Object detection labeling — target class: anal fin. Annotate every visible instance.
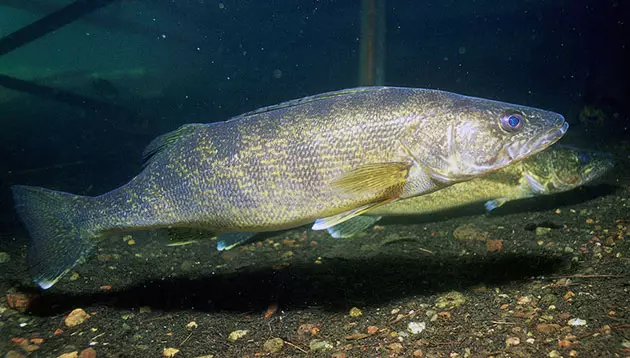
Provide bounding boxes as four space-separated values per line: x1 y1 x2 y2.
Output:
313 201 393 231
327 215 383 238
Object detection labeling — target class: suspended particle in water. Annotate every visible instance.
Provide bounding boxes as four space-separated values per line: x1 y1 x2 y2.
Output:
218 3 225 9
458 46 466 55
273 69 283 79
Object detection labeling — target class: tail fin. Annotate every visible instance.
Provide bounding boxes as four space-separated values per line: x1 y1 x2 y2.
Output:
12 185 98 289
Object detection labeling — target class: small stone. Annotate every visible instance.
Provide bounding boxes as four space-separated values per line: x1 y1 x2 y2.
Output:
227 330 249 342
54 328 64 335
65 309 89 327
517 295 532 305
388 342 404 353
539 294 558 307
567 318 586 326
349 307 363 317
297 323 318 337
453 223 488 241
30 338 44 345
548 350 561 357
536 227 552 236
435 291 466 309
413 349 424 357
0 252 10 263
309 339 333 351
79 348 96 358
331 353 346 358
407 321 426 335
70 272 80 281
506 336 520 346
186 321 198 330
5 351 25 358
486 240 503 252
263 338 284 353
367 325 379 334
569 350 578 357
139 306 151 313
536 323 561 334
57 353 78 358
6 293 32 312
162 347 179 357
127 239 135 245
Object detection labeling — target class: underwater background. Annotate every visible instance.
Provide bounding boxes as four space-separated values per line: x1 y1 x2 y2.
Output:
0 1 628 357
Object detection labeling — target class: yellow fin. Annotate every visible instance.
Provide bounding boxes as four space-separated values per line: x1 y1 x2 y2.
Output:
332 162 410 195
312 200 394 231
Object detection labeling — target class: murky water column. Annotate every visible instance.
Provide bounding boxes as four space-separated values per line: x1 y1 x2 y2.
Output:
359 0 386 86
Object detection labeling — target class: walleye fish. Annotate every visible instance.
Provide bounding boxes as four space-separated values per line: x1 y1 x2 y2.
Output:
12 86 567 288
327 145 614 238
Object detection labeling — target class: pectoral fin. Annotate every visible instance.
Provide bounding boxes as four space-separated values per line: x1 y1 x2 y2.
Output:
331 162 410 195
524 173 547 194
313 201 393 231
327 215 383 238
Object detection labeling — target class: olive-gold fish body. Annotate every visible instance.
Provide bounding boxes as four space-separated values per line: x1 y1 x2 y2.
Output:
12 86 568 288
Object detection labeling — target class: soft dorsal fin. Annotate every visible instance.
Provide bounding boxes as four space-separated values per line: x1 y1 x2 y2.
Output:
142 124 205 167
234 87 388 119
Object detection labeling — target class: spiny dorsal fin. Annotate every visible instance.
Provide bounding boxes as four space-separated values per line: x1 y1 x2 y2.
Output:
142 124 205 167
234 87 388 119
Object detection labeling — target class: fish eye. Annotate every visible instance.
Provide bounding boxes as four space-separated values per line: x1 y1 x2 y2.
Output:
577 153 591 164
500 113 524 132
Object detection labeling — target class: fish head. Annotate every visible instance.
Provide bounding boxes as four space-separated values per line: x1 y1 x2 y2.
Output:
404 91 568 183
522 145 615 193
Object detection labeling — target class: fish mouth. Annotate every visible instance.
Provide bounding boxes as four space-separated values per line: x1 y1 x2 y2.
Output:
507 119 569 161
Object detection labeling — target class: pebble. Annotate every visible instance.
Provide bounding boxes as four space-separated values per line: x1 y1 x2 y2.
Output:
505 336 520 346
309 339 333 351
486 240 503 252
79 348 96 358
539 293 558 307
536 323 561 334
6 293 32 312
407 321 426 335
435 291 466 309
367 325 379 334
349 307 363 317
57 353 78 358
263 337 284 353
388 342 404 353
536 227 552 236
227 330 248 342
5 351 25 358
0 252 10 263
413 349 424 357
453 223 488 241
567 318 586 326
186 321 198 330
162 347 179 357
65 309 89 327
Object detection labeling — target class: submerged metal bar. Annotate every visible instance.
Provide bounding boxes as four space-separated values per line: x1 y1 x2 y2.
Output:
0 0 118 57
359 0 386 86
0 74 134 117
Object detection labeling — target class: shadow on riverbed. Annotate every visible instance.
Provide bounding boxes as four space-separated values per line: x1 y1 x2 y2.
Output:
20 252 566 316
